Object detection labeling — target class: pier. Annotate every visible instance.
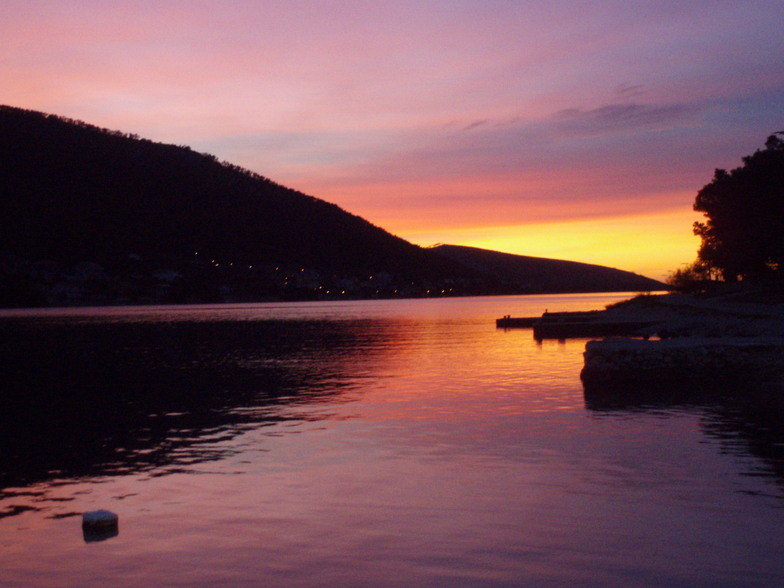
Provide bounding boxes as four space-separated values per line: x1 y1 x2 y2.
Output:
497 310 656 340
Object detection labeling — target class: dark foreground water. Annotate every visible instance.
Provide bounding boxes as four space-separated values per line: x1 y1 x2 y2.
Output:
1 294 784 587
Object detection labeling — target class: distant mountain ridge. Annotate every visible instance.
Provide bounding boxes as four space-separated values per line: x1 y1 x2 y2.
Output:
0 105 664 306
431 245 664 294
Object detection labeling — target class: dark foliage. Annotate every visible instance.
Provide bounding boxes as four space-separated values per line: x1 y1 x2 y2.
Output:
0 104 663 305
693 135 784 281
0 105 448 276
665 259 718 293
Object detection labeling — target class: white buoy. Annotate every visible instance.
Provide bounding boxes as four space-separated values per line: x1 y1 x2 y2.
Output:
82 510 119 542
82 509 118 528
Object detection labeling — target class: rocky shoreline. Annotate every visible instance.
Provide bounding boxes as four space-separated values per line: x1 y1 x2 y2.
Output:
578 289 784 395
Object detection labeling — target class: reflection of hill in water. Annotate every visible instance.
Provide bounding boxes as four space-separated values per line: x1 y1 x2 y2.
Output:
0 317 396 500
584 385 784 495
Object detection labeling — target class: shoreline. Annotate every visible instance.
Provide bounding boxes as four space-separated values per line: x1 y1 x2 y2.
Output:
578 288 784 395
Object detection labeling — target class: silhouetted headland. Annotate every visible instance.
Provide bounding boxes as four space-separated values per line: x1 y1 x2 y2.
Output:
0 105 664 307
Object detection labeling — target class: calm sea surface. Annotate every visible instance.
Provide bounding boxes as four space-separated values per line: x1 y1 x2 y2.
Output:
1 294 784 587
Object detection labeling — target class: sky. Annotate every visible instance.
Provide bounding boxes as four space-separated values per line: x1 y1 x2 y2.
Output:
2 0 783 280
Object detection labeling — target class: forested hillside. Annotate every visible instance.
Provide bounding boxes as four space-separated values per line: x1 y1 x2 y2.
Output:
0 105 664 306
0 105 447 273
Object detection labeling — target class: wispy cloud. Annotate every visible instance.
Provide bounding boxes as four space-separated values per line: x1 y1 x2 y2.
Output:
462 119 489 131
553 102 703 135
614 83 648 99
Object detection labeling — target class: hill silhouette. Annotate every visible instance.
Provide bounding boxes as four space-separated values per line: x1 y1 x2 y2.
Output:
0 105 664 306
432 245 664 293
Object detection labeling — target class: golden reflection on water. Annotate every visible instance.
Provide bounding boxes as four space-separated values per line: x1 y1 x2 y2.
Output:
3 294 784 586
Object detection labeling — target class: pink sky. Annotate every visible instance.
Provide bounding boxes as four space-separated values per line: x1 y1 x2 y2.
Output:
3 0 783 279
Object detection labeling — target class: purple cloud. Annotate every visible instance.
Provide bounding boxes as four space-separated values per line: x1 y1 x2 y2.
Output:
554 102 704 135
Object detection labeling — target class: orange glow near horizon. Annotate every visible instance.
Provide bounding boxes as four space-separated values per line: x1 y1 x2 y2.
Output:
291 177 701 280
400 208 701 281
1 2 781 282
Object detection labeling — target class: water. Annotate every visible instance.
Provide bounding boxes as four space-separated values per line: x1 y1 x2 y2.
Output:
1 294 784 586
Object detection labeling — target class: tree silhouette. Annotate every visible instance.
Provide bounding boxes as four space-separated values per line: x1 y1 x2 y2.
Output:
693 134 784 282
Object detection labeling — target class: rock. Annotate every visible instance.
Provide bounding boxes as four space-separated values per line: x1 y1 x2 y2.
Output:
581 336 784 392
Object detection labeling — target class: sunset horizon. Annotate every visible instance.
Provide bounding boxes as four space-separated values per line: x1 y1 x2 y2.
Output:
3 4 784 583
3 1 782 280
